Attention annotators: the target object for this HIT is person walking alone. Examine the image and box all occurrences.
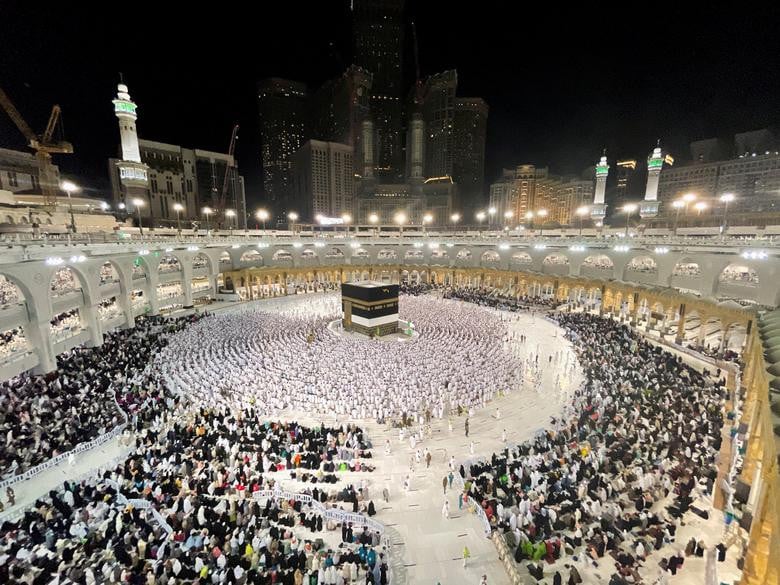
[465,419,469,437]
[463,546,471,568]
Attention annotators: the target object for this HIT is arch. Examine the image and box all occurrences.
[4,215,14,224]
[325,247,345,259]
[192,252,212,271]
[352,248,369,259]
[672,259,701,277]
[273,249,293,262]
[456,249,472,261]
[481,250,500,264]
[98,260,121,286]
[431,249,448,260]
[219,251,232,266]
[718,264,759,286]
[625,255,657,274]
[0,273,25,307]
[300,248,317,259]
[50,266,82,297]
[582,254,614,270]
[405,249,424,260]
[511,252,533,266]
[131,257,149,280]
[240,249,264,265]
[157,280,183,301]
[377,249,397,260]
[158,253,182,274]
[543,253,569,266]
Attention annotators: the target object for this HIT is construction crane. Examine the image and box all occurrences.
[216,123,239,218]
[0,87,73,208]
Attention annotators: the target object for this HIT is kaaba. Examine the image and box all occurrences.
[341,282,399,337]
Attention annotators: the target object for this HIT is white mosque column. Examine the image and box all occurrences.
[147,271,161,316]
[117,290,136,329]
[80,303,103,348]
[28,319,57,374]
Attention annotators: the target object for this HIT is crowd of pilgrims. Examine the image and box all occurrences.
[0,315,203,477]
[399,282,560,312]
[0,411,386,584]
[158,294,523,421]
[462,311,728,585]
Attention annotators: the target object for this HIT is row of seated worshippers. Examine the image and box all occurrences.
[0,313,205,477]
[462,311,726,585]
[0,408,388,585]
[441,286,561,311]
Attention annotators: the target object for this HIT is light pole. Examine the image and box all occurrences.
[576,205,589,237]
[61,181,79,233]
[719,193,735,237]
[394,212,407,237]
[256,209,269,232]
[173,203,184,235]
[341,213,352,236]
[287,211,298,233]
[132,198,145,236]
[694,201,708,218]
[537,209,548,236]
[422,213,433,234]
[202,206,213,232]
[450,212,460,231]
[369,213,379,236]
[488,206,497,228]
[476,211,486,235]
[524,211,534,232]
[622,203,638,237]
[503,210,514,230]
[679,192,697,232]
[225,209,236,235]
[671,200,684,235]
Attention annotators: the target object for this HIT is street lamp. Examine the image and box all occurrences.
[488,206,497,227]
[476,211,486,234]
[536,209,548,236]
[132,197,145,236]
[575,205,589,237]
[394,212,407,237]
[287,211,298,233]
[622,203,638,237]
[225,209,236,234]
[61,180,79,233]
[450,213,460,227]
[256,209,269,232]
[173,203,184,234]
[504,210,514,229]
[694,201,708,216]
[368,212,379,236]
[202,206,213,232]
[671,199,685,235]
[422,213,433,233]
[341,213,352,235]
[719,193,735,237]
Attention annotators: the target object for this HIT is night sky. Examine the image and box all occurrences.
[1,1,778,208]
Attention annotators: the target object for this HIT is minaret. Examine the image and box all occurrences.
[640,143,663,219]
[361,118,374,180]
[407,112,424,181]
[112,82,150,214]
[589,153,609,222]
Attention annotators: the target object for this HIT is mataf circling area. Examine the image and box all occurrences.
[159,295,525,420]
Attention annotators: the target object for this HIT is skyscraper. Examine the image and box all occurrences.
[421,70,458,180]
[257,78,308,214]
[309,66,373,176]
[291,140,355,221]
[352,0,405,181]
[452,97,488,214]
